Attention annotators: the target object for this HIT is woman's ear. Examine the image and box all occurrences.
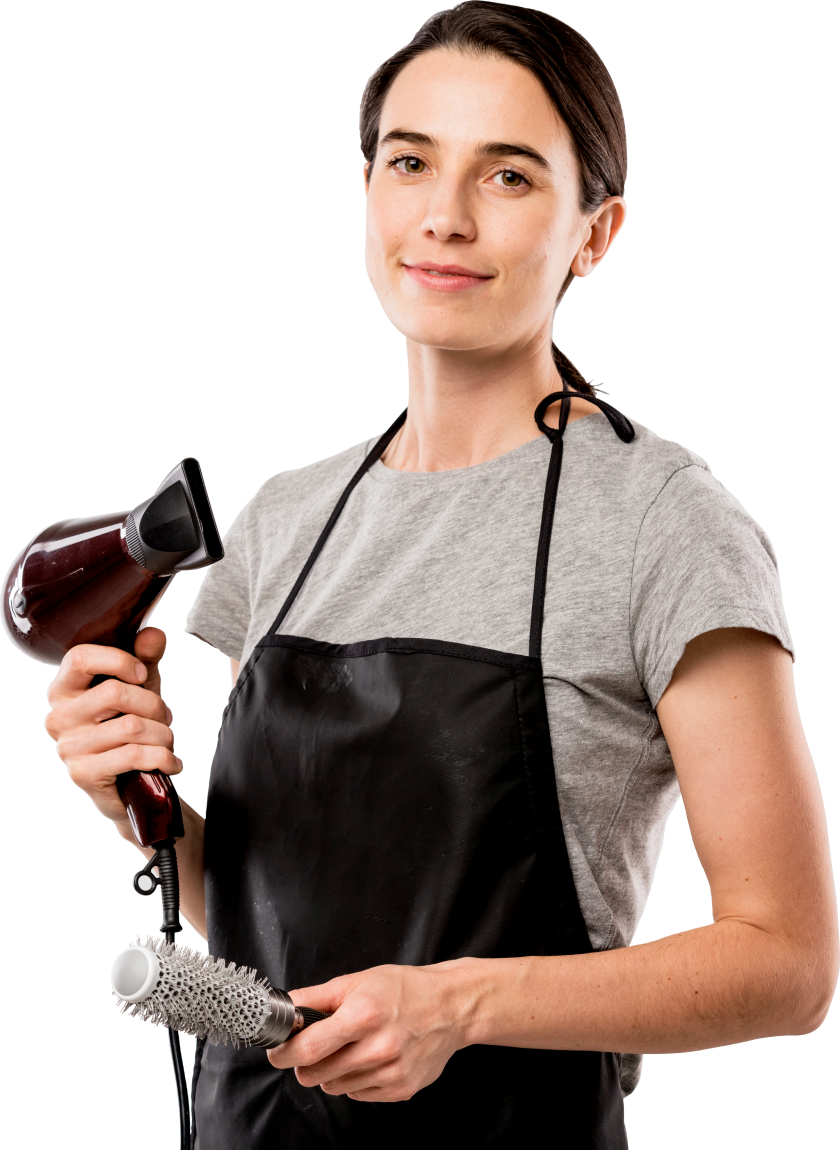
[363,160,372,191]
[570,196,626,278]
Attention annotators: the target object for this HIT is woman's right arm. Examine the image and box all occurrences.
[44,626,208,938]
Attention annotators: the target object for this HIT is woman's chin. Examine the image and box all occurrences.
[385,311,513,355]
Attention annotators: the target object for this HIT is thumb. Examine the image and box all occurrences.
[288,975,353,1016]
[134,627,167,694]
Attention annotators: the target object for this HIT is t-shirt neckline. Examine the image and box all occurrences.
[368,412,597,486]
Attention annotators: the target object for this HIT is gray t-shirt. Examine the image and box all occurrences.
[187,412,791,1088]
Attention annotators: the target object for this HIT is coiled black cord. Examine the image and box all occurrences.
[135,842,190,1150]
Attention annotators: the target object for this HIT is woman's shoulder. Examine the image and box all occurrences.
[246,438,372,519]
[576,411,709,489]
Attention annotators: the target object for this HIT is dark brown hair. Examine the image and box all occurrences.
[360,2,627,396]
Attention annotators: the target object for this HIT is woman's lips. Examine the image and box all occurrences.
[403,262,493,292]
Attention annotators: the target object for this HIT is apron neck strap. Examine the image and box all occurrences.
[269,409,407,635]
[529,390,635,659]
[533,390,635,445]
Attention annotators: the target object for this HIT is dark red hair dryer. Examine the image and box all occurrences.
[3,458,223,861]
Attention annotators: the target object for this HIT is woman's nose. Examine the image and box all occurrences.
[420,179,477,243]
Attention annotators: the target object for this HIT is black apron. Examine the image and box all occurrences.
[194,392,635,1149]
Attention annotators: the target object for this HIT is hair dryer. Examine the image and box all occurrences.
[3,458,223,854]
[4,459,224,1150]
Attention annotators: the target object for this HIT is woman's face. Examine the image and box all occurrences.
[365,49,620,357]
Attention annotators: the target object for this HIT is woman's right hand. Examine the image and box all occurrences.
[44,627,181,839]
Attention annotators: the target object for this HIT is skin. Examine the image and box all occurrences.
[364,48,625,472]
[45,48,837,1104]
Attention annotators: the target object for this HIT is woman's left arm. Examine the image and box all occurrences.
[269,628,838,1101]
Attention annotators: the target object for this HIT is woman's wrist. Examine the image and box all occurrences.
[433,956,512,1049]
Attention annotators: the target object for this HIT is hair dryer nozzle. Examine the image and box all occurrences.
[128,458,223,577]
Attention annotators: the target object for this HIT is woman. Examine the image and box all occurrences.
[45,4,837,1147]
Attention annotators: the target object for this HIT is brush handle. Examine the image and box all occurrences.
[293,1007,331,1033]
[250,989,331,1048]
[90,672,185,847]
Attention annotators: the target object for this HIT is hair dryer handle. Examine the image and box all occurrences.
[88,673,185,848]
[117,770,185,848]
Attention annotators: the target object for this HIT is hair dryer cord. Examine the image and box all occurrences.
[134,844,190,1149]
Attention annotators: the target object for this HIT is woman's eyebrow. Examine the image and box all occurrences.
[378,130,551,171]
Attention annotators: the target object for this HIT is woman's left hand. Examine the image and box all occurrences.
[266,960,478,1101]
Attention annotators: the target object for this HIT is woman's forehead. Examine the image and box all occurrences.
[378,48,573,162]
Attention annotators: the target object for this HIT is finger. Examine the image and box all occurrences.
[134,627,166,662]
[266,1016,356,1071]
[62,736,182,791]
[48,645,147,705]
[45,681,169,743]
[345,1085,411,1102]
[285,973,368,1026]
[134,628,166,694]
[271,1009,399,1080]
[293,1048,383,1088]
[320,1061,410,1100]
[60,713,174,758]
[288,981,349,1015]
[318,1070,391,1097]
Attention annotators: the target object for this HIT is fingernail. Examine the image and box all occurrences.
[175,757,183,772]
[165,707,173,725]
[135,662,147,682]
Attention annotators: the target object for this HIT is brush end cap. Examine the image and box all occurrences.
[111,945,161,1003]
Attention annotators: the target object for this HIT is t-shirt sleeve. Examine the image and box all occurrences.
[630,464,793,706]
[185,500,253,661]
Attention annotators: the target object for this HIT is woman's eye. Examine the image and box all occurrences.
[394,156,426,174]
[386,156,421,175]
[494,169,527,187]
[384,158,527,192]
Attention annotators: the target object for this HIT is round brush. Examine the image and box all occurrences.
[112,938,328,1048]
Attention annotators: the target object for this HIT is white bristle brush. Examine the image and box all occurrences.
[111,937,327,1048]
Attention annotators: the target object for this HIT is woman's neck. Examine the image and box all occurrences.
[379,372,602,471]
